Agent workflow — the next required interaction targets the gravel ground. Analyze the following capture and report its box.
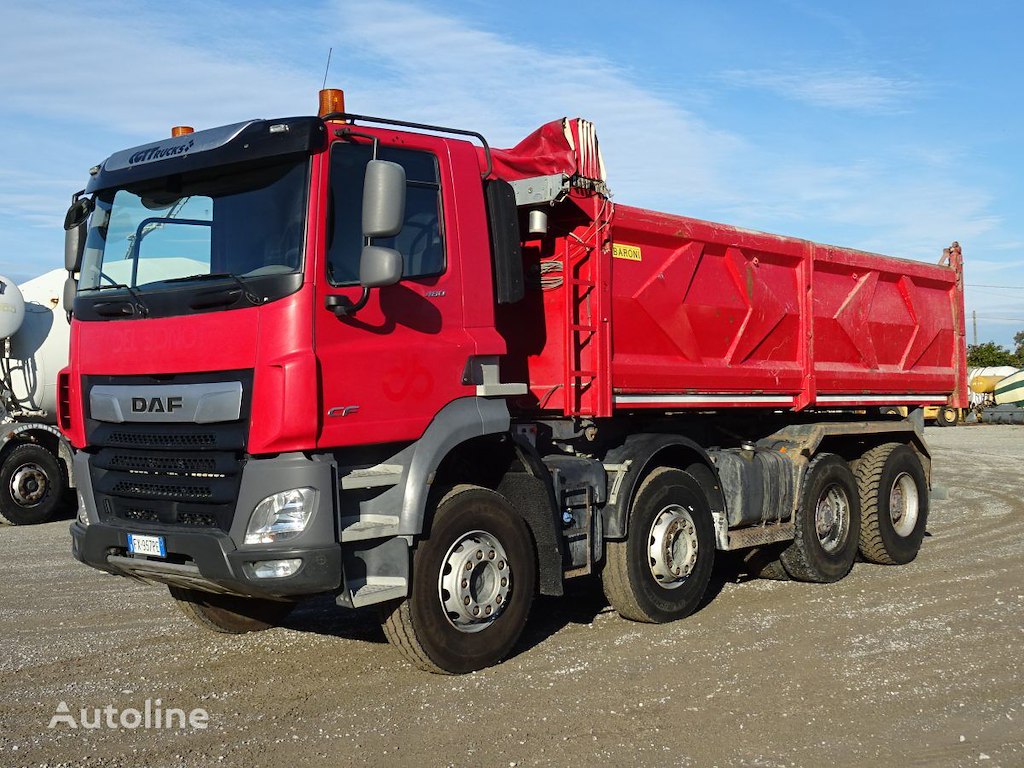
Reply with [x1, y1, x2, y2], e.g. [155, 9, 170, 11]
[1, 425, 1022, 768]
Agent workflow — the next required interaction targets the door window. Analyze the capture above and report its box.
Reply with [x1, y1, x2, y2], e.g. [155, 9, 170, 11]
[326, 143, 445, 285]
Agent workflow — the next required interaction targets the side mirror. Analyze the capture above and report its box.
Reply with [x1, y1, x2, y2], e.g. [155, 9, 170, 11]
[64, 225, 86, 273]
[359, 245, 403, 288]
[63, 196, 93, 273]
[63, 275, 77, 318]
[64, 196, 93, 230]
[362, 160, 406, 238]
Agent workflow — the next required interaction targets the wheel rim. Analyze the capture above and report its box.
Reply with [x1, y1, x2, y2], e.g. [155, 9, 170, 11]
[438, 530, 512, 634]
[889, 472, 919, 537]
[647, 504, 699, 590]
[814, 484, 850, 553]
[10, 463, 49, 507]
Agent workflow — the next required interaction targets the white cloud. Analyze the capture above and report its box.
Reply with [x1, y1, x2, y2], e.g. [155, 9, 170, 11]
[718, 69, 921, 112]
[0, 2, 318, 136]
[323, 0, 745, 210]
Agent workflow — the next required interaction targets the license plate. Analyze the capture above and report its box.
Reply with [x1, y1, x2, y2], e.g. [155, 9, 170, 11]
[128, 534, 166, 558]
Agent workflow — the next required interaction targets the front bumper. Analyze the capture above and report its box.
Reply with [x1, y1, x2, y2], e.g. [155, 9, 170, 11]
[70, 521, 342, 599]
[71, 450, 343, 599]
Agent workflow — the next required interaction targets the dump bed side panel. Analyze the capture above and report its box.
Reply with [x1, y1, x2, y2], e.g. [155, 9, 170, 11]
[810, 246, 962, 406]
[608, 204, 962, 411]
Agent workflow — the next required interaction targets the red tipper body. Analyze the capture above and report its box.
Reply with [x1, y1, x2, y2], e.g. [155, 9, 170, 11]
[488, 119, 968, 419]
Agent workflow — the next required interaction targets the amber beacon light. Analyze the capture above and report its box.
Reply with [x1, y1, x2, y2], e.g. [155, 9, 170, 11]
[171, 125, 195, 138]
[319, 88, 346, 117]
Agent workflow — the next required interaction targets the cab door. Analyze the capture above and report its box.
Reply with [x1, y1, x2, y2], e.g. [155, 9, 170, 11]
[313, 130, 476, 449]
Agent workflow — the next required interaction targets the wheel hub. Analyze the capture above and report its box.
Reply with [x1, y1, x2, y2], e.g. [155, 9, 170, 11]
[814, 484, 850, 553]
[438, 530, 512, 633]
[647, 504, 699, 590]
[11, 463, 48, 507]
[889, 472, 919, 537]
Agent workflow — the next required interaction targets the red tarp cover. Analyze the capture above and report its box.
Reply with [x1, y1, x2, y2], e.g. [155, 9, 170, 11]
[480, 118, 606, 183]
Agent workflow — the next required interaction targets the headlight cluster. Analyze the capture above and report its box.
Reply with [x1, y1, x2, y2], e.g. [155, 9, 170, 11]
[244, 488, 317, 545]
[76, 492, 89, 527]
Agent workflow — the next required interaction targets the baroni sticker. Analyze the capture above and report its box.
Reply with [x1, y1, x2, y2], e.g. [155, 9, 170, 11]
[612, 244, 642, 262]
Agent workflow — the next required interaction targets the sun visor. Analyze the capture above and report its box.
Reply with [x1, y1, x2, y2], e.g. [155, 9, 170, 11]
[86, 117, 328, 193]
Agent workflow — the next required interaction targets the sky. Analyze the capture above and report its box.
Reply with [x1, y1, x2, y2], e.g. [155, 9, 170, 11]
[2, 0, 1022, 346]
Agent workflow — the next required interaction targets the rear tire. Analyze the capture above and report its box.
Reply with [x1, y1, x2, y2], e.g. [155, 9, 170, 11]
[380, 485, 536, 674]
[169, 586, 295, 634]
[0, 443, 66, 526]
[856, 443, 928, 565]
[780, 453, 860, 583]
[602, 468, 715, 623]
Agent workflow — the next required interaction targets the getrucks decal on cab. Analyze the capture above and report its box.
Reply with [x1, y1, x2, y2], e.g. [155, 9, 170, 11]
[128, 139, 195, 165]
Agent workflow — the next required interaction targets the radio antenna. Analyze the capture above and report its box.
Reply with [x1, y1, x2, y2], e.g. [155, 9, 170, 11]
[321, 47, 333, 90]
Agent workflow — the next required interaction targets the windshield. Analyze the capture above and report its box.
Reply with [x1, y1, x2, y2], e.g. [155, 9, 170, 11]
[81, 158, 309, 291]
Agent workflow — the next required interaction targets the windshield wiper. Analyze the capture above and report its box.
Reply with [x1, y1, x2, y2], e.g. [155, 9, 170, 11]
[80, 282, 150, 317]
[163, 272, 244, 284]
[165, 273, 264, 305]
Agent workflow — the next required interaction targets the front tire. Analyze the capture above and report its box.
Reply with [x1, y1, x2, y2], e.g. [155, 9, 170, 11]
[780, 453, 860, 583]
[381, 485, 536, 674]
[169, 586, 295, 634]
[0, 443, 66, 525]
[856, 443, 928, 565]
[602, 468, 715, 623]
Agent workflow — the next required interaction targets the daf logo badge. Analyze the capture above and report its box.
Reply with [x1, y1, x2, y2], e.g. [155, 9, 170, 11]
[131, 396, 184, 414]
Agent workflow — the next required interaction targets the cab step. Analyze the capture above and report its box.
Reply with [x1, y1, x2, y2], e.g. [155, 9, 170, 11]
[339, 513, 400, 542]
[348, 577, 407, 607]
[339, 463, 404, 490]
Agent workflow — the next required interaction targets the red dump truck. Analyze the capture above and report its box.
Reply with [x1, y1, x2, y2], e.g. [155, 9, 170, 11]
[63, 89, 967, 672]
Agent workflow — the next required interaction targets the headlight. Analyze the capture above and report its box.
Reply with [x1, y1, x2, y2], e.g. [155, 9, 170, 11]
[244, 488, 317, 545]
[76, 492, 90, 527]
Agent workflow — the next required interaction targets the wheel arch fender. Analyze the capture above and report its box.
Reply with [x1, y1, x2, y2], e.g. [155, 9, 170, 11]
[396, 397, 513, 536]
[603, 434, 726, 540]
[384, 397, 562, 597]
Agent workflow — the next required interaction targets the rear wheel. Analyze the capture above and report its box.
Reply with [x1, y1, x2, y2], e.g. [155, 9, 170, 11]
[935, 406, 958, 427]
[602, 468, 715, 623]
[380, 485, 536, 674]
[169, 586, 295, 634]
[856, 443, 928, 565]
[781, 453, 860, 583]
[0, 443, 66, 526]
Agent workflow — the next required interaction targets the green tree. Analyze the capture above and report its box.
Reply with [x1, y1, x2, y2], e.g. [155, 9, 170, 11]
[967, 341, 1020, 367]
[1015, 329, 1024, 359]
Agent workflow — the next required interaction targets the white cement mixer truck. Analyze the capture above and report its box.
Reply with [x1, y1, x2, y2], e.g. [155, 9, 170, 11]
[0, 269, 74, 524]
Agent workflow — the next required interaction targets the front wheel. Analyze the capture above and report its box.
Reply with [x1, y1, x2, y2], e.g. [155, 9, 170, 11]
[0, 443, 67, 525]
[380, 485, 536, 674]
[169, 586, 295, 634]
[602, 468, 715, 623]
[780, 453, 861, 583]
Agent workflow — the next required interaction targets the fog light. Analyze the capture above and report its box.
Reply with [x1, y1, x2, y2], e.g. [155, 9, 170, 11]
[252, 558, 302, 579]
[244, 488, 317, 544]
[76, 492, 89, 527]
